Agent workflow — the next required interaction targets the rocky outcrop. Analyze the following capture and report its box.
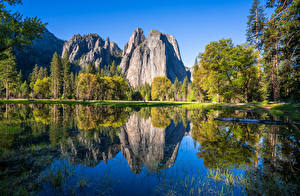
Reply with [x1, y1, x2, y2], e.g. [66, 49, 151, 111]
[14, 28, 64, 76]
[119, 113, 187, 173]
[120, 28, 188, 87]
[186, 66, 193, 81]
[60, 130, 120, 167]
[62, 34, 122, 69]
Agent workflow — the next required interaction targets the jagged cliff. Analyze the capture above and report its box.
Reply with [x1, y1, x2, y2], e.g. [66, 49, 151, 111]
[60, 130, 120, 167]
[119, 113, 187, 173]
[120, 28, 188, 87]
[62, 34, 122, 69]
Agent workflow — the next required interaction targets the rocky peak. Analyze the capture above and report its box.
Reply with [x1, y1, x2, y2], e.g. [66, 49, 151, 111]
[62, 33, 122, 69]
[120, 28, 187, 87]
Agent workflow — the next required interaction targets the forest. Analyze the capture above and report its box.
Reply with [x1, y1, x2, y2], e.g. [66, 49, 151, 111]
[0, 0, 299, 103]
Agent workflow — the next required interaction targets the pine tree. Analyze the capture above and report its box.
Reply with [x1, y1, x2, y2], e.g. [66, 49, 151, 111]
[20, 81, 29, 98]
[30, 64, 39, 89]
[38, 67, 48, 79]
[110, 61, 117, 76]
[16, 70, 23, 98]
[173, 77, 180, 101]
[181, 76, 189, 101]
[87, 62, 96, 74]
[0, 48, 18, 99]
[246, 0, 265, 68]
[62, 51, 72, 98]
[50, 52, 62, 99]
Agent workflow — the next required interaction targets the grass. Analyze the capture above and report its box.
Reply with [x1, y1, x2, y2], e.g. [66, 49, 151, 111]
[0, 99, 191, 107]
[0, 99, 299, 120]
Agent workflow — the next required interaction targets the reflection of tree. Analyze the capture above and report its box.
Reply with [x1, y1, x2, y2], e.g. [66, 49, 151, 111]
[191, 110, 256, 171]
[0, 104, 58, 195]
[75, 105, 130, 130]
[244, 124, 300, 195]
[32, 104, 51, 125]
[151, 108, 171, 128]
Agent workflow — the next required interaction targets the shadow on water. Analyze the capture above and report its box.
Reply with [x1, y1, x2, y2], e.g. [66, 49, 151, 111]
[0, 104, 298, 195]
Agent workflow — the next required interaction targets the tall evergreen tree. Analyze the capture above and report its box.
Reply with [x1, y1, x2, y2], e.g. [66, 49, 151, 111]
[266, 0, 299, 101]
[50, 52, 62, 99]
[37, 67, 48, 79]
[87, 62, 96, 74]
[110, 61, 117, 76]
[181, 76, 189, 101]
[173, 77, 180, 101]
[30, 64, 39, 89]
[246, 0, 266, 68]
[0, 48, 18, 99]
[62, 51, 72, 98]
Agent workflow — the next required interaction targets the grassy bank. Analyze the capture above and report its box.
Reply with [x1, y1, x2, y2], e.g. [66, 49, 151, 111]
[0, 99, 193, 107]
[0, 99, 299, 117]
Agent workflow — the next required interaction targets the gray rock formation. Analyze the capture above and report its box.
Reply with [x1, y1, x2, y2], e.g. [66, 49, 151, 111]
[120, 28, 187, 87]
[62, 34, 122, 69]
[186, 66, 193, 81]
[119, 113, 187, 173]
[60, 130, 120, 167]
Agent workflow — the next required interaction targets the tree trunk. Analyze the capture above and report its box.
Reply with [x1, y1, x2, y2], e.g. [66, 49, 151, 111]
[217, 93, 220, 103]
[6, 82, 9, 99]
[272, 53, 279, 101]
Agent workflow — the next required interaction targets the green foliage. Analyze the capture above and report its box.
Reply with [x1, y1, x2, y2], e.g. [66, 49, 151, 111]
[151, 76, 172, 101]
[62, 51, 72, 99]
[0, 0, 46, 52]
[139, 83, 152, 101]
[0, 47, 18, 99]
[20, 81, 29, 98]
[246, 0, 266, 51]
[50, 52, 61, 98]
[180, 76, 189, 101]
[33, 77, 51, 98]
[77, 73, 98, 100]
[97, 76, 129, 100]
[172, 77, 180, 101]
[263, 0, 300, 101]
[194, 39, 261, 103]
[87, 62, 96, 74]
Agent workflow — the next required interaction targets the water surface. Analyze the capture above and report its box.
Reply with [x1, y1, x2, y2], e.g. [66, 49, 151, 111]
[0, 104, 299, 195]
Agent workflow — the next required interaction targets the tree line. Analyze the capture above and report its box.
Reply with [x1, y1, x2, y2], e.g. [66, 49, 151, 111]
[192, 0, 299, 103]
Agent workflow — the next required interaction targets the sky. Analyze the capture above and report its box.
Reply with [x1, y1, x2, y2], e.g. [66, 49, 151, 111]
[14, 0, 260, 67]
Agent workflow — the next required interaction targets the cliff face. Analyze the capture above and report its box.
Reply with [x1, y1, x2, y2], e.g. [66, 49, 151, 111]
[120, 28, 187, 87]
[119, 113, 187, 173]
[60, 130, 120, 167]
[62, 34, 122, 69]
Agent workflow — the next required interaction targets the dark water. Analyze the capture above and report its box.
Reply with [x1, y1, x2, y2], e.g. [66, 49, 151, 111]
[0, 104, 299, 195]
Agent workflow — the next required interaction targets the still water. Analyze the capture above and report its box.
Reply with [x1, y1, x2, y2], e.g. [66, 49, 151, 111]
[0, 104, 299, 195]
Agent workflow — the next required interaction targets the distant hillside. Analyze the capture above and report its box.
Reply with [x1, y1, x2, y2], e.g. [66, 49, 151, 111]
[14, 29, 65, 77]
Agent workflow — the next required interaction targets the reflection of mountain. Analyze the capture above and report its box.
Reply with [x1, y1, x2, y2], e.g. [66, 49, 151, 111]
[58, 111, 187, 172]
[60, 129, 120, 167]
[119, 113, 187, 173]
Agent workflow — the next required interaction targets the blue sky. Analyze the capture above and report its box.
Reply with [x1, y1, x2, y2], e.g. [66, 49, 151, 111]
[15, 0, 264, 67]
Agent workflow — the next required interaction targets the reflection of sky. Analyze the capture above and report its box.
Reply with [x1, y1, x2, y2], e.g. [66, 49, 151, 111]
[40, 136, 244, 195]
